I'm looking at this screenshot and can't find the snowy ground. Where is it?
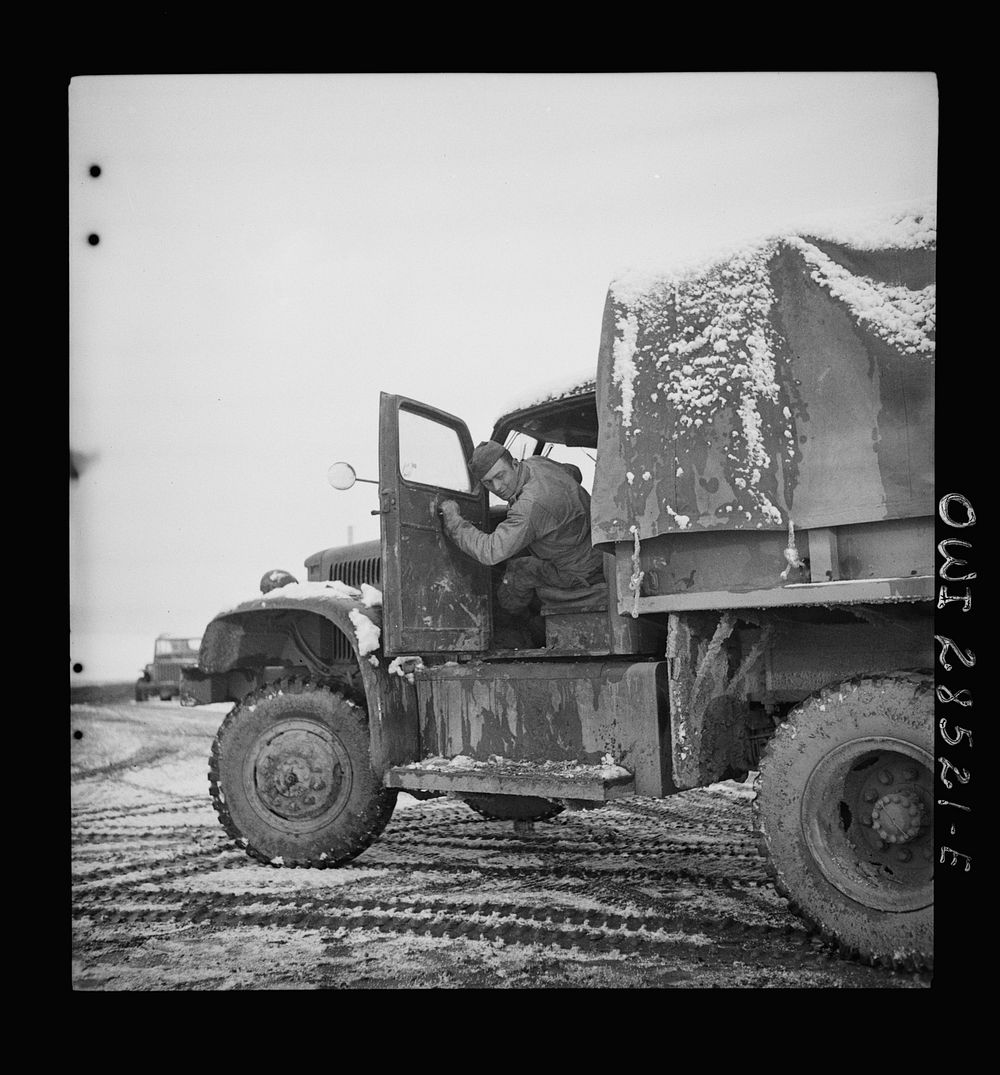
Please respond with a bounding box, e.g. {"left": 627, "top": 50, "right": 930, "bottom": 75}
{"left": 71, "top": 697, "right": 929, "bottom": 990}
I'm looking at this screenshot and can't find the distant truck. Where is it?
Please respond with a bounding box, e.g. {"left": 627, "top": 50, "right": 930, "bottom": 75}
{"left": 135, "top": 634, "right": 202, "bottom": 701}
{"left": 182, "top": 207, "right": 935, "bottom": 970}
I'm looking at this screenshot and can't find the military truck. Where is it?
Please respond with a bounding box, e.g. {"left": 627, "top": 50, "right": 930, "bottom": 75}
{"left": 135, "top": 633, "right": 202, "bottom": 701}
{"left": 182, "top": 206, "right": 935, "bottom": 969}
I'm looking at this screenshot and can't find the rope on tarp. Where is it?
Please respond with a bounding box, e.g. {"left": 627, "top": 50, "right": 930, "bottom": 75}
{"left": 780, "top": 517, "right": 807, "bottom": 580}
{"left": 628, "top": 525, "right": 645, "bottom": 618}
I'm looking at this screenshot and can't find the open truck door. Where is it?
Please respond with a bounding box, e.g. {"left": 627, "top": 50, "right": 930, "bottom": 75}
{"left": 378, "top": 392, "right": 493, "bottom": 655}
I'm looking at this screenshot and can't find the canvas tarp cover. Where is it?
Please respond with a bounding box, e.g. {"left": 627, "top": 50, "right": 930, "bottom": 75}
{"left": 590, "top": 213, "right": 935, "bottom": 546}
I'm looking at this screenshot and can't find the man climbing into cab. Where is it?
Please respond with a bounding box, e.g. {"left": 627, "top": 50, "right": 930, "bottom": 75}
{"left": 438, "top": 441, "right": 605, "bottom": 647}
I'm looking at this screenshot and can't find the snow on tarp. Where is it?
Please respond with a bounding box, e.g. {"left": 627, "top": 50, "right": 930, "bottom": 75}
{"left": 590, "top": 204, "right": 935, "bottom": 544}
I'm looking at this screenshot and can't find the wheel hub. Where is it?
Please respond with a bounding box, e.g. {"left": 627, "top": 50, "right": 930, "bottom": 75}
{"left": 249, "top": 721, "right": 349, "bottom": 825}
{"left": 871, "top": 789, "right": 925, "bottom": 844}
{"left": 802, "top": 737, "right": 933, "bottom": 913}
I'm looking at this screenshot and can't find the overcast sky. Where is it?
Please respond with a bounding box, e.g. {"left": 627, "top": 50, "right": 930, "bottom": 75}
{"left": 69, "top": 71, "right": 938, "bottom": 682}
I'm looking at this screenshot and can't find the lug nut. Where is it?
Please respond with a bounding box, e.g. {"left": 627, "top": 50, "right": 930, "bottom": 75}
{"left": 863, "top": 789, "right": 879, "bottom": 803}
{"left": 896, "top": 848, "right": 913, "bottom": 863}
{"left": 878, "top": 769, "right": 893, "bottom": 785}
{"left": 901, "top": 766, "right": 919, "bottom": 781}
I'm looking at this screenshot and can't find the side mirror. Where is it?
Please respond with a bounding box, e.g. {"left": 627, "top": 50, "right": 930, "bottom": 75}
{"left": 327, "top": 461, "right": 358, "bottom": 491}
{"left": 327, "top": 461, "right": 379, "bottom": 490}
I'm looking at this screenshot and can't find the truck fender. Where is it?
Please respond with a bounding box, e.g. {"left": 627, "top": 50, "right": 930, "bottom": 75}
{"left": 190, "top": 585, "right": 420, "bottom": 771}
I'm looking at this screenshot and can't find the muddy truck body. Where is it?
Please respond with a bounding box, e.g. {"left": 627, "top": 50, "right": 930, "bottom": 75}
{"left": 183, "top": 208, "right": 935, "bottom": 969}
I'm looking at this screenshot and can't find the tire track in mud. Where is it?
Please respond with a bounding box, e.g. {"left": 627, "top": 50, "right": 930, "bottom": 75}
{"left": 374, "top": 830, "right": 759, "bottom": 859}
{"left": 386, "top": 797, "right": 757, "bottom": 840}
{"left": 71, "top": 798, "right": 210, "bottom": 823}
{"left": 72, "top": 885, "right": 795, "bottom": 935}
{"left": 73, "top": 845, "right": 239, "bottom": 887}
{"left": 73, "top": 825, "right": 218, "bottom": 845}
{"left": 73, "top": 909, "right": 729, "bottom": 963}
{"left": 72, "top": 886, "right": 812, "bottom": 963}
{"left": 74, "top": 890, "right": 915, "bottom": 983}
{"left": 74, "top": 839, "right": 766, "bottom": 894}
{"left": 70, "top": 792, "right": 771, "bottom": 902}
{"left": 71, "top": 745, "right": 184, "bottom": 783}
{"left": 384, "top": 812, "right": 752, "bottom": 847}
{"left": 353, "top": 855, "right": 768, "bottom": 893}
{"left": 71, "top": 787, "right": 927, "bottom": 985}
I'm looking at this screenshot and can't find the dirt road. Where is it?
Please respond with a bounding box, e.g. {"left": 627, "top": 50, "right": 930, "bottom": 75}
{"left": 71, "top": 697, "right": 929, "bottom": 989}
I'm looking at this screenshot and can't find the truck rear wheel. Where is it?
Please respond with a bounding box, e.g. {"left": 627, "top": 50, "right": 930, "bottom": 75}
{"left": 461, "top": 794, "right": 564, "bottom": 822}
{"left": 753, "top": 672, "right": 933, "bottom": 970}
{"left": 209, "top": 678, "right": 397, "bottom": 867}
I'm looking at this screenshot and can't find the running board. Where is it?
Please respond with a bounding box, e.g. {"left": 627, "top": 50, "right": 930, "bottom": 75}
{"left": 385, "top": 757, "right": 635, "bottom": 801}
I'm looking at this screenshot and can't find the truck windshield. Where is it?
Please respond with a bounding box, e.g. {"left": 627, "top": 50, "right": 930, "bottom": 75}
{"left": 500, "top": 431, "right": 596, "bottom": 499}
{"left": 154, "top": 638, "right": 202, "bottom": 657}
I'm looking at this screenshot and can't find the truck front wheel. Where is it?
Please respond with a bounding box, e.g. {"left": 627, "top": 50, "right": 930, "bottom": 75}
{"left": 209, "top": 678, "right": 397, "bottom": 867}
{"left": 753, "top": 672, "right": 933, "bottom": 970}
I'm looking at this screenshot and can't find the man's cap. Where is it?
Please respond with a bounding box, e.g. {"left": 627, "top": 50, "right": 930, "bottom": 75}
{"left": 468, "top": 441, "right": 507, "bottom": 484}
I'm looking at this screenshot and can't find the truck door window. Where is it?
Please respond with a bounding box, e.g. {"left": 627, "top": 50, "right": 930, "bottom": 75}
{"left": 398, "top": 407, "right": 472, "bottom": 492}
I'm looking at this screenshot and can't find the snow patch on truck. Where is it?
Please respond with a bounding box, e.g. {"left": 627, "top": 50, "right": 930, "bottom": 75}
{"left": 360, "top": 584, "right": 382, "bottom": 608}
{"left": 799, "top": 200, "right": 936, "bottom": 250}
{"left": 612, "top": 310, "right": 639, "bottom": 427}
{"left": 610, "top": 241, "right": 787, "bottom": 524}
{"left": 787, "top": 234, "right": 935, "bottom": 355}
{"left": 492, "top": 367, "right": 596, "bottom": 421}
{"left": 665, "top": 505, "right": 691, "bottom": 529}
{"left": 257, "top": 579, "right": 362, "bottom": 603}
{"left": 401, "top": 754, "right": 632, "bottom": 781}
{"left": 387, "top": 655, "right": 426, "bottom": 683}
{"left": 348, "top": 608, "right": 381, "bottom": 656}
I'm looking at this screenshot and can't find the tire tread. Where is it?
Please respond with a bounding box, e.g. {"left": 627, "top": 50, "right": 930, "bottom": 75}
{"left": 751, "top": 671, "right": 933, "bottom": 972}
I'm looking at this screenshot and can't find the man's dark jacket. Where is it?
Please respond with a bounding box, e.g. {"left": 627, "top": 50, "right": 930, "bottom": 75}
{"left": 443, "top": 456, "right": 604, "bottom": 584}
